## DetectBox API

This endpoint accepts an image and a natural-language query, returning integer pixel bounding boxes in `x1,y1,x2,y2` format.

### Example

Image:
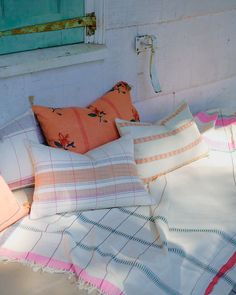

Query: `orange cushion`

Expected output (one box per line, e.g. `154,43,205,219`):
33,81,140,154
0,176,29,232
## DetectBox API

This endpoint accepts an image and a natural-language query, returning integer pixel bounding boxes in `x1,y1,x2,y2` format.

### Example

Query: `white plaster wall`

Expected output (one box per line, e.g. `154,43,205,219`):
0,1,236,125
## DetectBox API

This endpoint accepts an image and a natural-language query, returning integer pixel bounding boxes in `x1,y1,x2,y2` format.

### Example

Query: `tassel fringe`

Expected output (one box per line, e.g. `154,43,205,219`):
0,256,107,295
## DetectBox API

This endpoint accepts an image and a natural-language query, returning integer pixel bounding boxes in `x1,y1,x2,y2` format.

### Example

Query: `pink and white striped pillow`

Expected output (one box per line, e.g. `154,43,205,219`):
194,110,218,133
215,108,236,127
28,136,153,219
116,102,209,183
201,108,236,151
0,110,44,190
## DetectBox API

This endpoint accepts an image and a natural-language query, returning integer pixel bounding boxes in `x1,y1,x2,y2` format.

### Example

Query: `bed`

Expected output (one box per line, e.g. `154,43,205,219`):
0,83,235,295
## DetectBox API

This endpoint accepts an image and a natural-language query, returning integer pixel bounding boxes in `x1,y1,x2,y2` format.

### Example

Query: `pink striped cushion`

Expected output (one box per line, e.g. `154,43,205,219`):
0,110,44,190
116,102,209,183
215,109,236,127
28,136,153,219
201,108,236,151
0,176,29,232
194,110,218,133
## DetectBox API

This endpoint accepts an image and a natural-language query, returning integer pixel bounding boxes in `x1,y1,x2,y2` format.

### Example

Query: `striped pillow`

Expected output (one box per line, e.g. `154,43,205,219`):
116,102,209,183
215,108,236,127
0,110,44,190
202,108,236,151
0,176,29,232
28,136,153,219
194,110,218,133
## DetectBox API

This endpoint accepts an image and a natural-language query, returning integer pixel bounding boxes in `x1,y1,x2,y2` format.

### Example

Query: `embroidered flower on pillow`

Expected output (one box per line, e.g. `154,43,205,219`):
54,133,76,150
87,105,108,123
33,81,140,154
51,108,63,116
131,107,140,122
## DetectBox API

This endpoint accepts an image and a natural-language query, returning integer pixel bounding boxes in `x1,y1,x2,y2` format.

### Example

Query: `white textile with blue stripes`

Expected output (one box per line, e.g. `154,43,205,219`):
0,138,236,294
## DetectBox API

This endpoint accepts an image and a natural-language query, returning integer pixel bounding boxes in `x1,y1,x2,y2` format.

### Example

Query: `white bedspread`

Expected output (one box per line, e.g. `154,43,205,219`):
0,148,235,295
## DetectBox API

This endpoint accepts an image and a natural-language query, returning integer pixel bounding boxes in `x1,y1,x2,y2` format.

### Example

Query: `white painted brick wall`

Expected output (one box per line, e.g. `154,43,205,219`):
0,1,236,125
106,0,236,28
137,10,236,99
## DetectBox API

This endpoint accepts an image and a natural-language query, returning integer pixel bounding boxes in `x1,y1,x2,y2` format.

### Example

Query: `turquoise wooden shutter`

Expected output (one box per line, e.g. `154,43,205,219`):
0,0,85,55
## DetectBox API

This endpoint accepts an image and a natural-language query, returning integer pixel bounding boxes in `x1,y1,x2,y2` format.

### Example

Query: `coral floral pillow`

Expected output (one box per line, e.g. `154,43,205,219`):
33,81,140,154
0,176,29,232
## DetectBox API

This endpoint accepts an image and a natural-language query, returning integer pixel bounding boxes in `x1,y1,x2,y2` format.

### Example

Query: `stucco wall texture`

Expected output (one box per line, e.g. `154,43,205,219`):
0,0,236,124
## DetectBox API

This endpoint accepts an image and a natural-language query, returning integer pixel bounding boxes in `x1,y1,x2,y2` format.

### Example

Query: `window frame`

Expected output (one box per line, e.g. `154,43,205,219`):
85,0,105,45
0,0,106,79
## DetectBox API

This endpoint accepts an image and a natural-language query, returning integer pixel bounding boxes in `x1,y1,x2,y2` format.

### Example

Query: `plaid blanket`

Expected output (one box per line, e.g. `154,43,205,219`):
0,134,236,294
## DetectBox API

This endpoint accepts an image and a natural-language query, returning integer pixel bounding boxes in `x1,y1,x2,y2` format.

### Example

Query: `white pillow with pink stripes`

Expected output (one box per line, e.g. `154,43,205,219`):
116,102,209,183
0,110,44,190
199,108,236,151
194,110,218,133
28,136,153,219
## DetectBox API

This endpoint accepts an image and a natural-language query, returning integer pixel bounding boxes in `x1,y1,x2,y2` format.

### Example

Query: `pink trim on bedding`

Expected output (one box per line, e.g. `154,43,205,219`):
215,117,236,127
194,112,218,123
8,176,34,190
204,252,236,295
0,248,124,295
